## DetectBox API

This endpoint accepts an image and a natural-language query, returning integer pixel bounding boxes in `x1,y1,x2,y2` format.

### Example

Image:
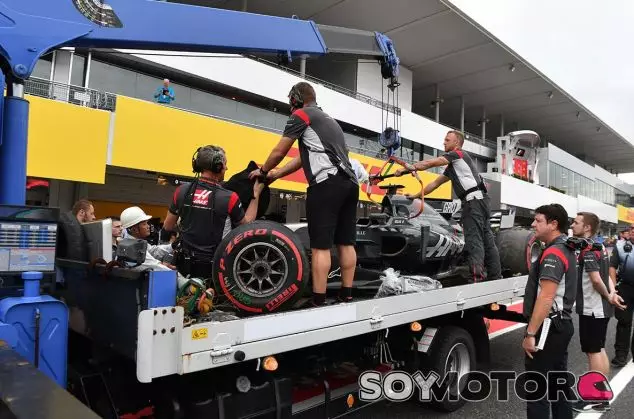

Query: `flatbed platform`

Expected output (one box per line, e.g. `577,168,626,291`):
136,275,528,382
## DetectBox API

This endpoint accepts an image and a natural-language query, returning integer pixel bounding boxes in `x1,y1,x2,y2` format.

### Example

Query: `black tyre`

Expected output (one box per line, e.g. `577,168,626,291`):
423,326,476,412
497,228,540,276
212,221,309,314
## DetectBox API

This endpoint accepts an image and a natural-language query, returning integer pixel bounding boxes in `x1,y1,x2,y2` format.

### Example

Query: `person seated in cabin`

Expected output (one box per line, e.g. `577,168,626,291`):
120,206,177,270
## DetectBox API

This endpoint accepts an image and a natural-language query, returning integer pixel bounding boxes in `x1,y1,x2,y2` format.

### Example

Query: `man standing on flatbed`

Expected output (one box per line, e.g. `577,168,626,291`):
395,130,501,282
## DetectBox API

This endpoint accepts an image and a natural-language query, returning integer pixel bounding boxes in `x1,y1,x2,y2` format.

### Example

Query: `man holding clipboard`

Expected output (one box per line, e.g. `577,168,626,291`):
521,204,578,419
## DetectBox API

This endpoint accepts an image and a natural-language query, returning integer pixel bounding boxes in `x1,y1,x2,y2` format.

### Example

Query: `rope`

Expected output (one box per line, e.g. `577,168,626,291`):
177,279,215,316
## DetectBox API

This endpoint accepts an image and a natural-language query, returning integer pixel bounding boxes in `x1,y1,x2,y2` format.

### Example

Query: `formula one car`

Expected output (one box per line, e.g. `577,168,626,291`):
212,159,540,315
210,182,496,315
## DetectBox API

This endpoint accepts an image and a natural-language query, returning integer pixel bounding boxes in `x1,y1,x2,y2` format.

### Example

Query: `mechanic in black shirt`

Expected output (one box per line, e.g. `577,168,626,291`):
610,227,634,367
395,130,501,282
250,82,359,307
163,145,264,278
521,204,577,419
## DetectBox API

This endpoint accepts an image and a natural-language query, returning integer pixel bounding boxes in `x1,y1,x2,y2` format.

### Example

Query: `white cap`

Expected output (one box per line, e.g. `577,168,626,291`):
120,206,152,229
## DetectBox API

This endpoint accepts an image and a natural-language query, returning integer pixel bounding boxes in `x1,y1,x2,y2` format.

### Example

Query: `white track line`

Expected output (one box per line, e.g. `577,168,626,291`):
487,299,525,339
488,323,526,339
575,360,634,418
485,300,634,417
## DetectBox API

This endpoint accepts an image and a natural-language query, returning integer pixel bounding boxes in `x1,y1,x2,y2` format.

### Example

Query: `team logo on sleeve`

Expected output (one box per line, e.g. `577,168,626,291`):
193,189,212,205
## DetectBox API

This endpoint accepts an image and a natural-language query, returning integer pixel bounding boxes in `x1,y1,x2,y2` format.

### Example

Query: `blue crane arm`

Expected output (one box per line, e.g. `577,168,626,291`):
0,0,328,80
0,0,399,206
0,0,398,81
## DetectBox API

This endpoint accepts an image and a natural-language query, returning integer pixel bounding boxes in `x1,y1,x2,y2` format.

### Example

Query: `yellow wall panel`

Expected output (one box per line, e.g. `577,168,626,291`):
92,200,169,223
112,96,451,201
618,204,634,224
26,95,110,183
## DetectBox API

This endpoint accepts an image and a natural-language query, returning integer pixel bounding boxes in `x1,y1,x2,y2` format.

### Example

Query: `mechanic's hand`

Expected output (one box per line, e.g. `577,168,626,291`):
253,179,265,197
267,168,280,182
161,261,177,270
248,168,263,181
611,291,627,310
394,168,408,177
523,336,537,359
405,193,420,200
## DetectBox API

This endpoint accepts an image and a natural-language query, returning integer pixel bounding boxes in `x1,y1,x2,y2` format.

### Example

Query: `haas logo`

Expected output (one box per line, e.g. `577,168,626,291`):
193,189,212,205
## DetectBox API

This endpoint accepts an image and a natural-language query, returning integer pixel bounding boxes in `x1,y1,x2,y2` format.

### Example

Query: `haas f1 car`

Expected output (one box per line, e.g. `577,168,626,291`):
211,179,537,316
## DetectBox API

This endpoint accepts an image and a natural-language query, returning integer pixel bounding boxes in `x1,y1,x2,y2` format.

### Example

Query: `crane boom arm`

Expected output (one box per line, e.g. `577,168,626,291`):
0,0,399,81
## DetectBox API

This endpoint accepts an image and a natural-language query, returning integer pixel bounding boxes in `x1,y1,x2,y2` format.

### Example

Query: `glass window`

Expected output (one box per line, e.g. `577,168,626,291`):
31,53,53,80
88,60,138,95
71,54,86,87
85,59,449,166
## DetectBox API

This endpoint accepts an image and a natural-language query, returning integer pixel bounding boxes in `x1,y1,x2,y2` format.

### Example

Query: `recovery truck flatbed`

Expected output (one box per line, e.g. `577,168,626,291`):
138,275,528,382
56,254,528,418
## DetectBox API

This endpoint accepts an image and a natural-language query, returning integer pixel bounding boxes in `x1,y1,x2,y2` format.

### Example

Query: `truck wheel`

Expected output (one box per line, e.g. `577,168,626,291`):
422,326,476,412
212,221,309,314
497,228,538,276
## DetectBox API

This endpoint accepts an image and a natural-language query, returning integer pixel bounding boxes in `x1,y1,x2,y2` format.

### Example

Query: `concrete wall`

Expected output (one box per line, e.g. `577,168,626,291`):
356,60,413,112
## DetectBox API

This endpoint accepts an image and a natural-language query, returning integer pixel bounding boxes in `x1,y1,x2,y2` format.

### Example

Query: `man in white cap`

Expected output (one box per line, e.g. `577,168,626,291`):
120,206,176,271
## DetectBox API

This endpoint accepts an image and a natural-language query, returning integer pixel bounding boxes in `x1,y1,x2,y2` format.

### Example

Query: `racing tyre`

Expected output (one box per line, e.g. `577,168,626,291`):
421,326,476,412
212,221,309,314
497,228,539,276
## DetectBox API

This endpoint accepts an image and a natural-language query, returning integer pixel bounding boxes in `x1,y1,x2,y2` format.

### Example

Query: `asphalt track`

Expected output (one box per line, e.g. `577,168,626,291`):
348,302,634,419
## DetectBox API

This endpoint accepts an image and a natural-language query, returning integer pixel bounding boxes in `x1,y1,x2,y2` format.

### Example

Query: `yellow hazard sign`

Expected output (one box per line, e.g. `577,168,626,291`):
191,328,208,340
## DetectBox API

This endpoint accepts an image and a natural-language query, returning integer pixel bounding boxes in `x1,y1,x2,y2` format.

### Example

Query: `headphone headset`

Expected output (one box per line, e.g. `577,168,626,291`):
288,84,304,111
191,146,225,174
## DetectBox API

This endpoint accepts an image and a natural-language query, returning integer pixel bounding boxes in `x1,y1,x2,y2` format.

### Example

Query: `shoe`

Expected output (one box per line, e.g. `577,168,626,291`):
611,357,627,367
337,295,353,303
572,401,611,413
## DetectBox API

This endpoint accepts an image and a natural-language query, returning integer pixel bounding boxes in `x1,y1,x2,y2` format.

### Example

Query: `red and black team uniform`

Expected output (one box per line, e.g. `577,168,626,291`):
441,148,501,282
169,178,245,277
577,241,613,354
283,104,358,250
522,234,578,419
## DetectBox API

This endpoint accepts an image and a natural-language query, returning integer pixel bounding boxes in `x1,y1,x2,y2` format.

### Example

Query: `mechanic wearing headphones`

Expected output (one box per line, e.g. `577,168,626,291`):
250,82,359,307
570,212,624,413
163,145,264,278
610,227,634,367
394,130,501,283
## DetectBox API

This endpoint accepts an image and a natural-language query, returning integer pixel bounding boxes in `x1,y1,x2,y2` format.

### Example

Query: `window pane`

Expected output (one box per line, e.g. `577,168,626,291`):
71,54,86,86
31,54,53,80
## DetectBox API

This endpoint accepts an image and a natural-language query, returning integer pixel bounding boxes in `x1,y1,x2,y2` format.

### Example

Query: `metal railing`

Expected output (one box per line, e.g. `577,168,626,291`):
24,77,117,111
251,57,500,152
250,55,402,116
21,76,481,168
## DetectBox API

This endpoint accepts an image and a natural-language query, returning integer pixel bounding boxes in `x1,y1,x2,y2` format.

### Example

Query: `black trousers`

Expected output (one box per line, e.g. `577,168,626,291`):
522,318,574,419
614,282,634,360
461,196,501,282
175,249,214,280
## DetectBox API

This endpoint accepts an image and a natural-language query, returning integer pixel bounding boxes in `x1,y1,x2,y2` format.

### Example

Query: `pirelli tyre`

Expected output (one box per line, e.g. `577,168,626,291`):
212,221,309,314
497,228,540,276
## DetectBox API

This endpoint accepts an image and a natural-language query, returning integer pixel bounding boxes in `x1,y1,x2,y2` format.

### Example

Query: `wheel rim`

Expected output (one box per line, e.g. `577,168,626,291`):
444,343,471,396
233,243,289,298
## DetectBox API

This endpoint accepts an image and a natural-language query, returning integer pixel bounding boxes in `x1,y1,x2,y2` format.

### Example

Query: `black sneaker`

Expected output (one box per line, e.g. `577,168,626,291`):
572,401,611,413
612,357,627,367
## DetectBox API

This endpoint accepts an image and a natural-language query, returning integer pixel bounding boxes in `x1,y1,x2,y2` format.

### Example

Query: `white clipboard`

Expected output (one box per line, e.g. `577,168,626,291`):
536,318,551,350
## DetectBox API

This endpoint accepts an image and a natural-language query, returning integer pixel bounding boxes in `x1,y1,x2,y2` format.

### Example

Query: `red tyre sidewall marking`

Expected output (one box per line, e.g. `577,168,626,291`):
265,283,299,312
272,230,303,282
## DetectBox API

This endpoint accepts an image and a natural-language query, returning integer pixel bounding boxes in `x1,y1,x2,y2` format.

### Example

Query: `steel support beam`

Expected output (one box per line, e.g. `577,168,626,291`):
435,84,440,122
460,96,465,132
0,80,28,205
